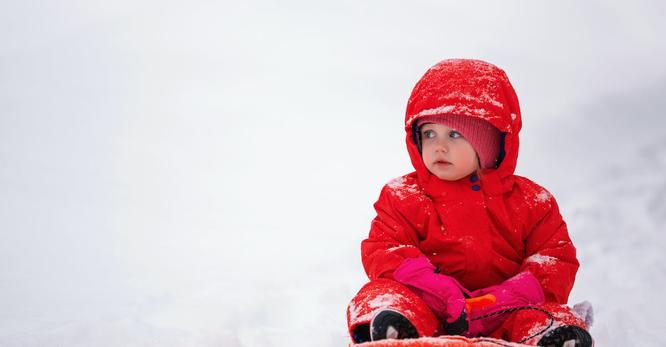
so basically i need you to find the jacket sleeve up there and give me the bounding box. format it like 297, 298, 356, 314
519, 186, 579, 304
361, 185, 425, 280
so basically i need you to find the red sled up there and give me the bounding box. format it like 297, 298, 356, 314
350, 336, 532, 347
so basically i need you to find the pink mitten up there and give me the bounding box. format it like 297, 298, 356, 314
465, 272, 545, 337
393, 256, 470, 334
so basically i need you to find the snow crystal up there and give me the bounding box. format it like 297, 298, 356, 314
406, 104, 490, 127
349, 311, 373, 325
551, 310, 573, 320
349, 293, 404, 325
525, 321, 553, 343
511, 113, 517, 121
405, 105, 454, 126
418, 105, 456, 117
440, 91, 504, 108
387, 245, 416, 253
368, 293, 398, 309
535, 190, 552, 203
348, 300, 375, 325
387, 176, 422, 200
525, 253, 557, 266
348, 300, 361, 321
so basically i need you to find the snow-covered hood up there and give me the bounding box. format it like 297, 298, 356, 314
404, 59, 523, 194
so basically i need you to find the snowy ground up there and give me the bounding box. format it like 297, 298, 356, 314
1, 1, 666, 346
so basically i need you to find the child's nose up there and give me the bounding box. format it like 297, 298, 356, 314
435, 141, 449, 152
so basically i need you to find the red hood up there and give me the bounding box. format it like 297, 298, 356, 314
404, 59, 522, 195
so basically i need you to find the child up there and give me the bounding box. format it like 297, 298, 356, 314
346, 59, 593, 346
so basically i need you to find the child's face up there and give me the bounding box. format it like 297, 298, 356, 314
420, 123, 479, 181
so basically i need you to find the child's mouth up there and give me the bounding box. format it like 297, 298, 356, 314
434, 160, 452, 166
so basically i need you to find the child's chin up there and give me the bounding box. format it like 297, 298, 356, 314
434, 172, 459, 181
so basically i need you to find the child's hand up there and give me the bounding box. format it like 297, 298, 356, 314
393, 256, 470, 335
465, 272, 545, 337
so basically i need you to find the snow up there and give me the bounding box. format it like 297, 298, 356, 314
524, 254, 557, 266
407, 105, 502, 128
441, 91, 504, 109
535, 190, 551, 204
387, 245, 417, 253
369, 294, 399, 310
414, 105, 458, 118
1, 1, 666, 347
350, 292, 403, 325
525, 321, 551, 343
387, 177, 422, 200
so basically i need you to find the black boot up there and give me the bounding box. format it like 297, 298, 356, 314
537, 325, 593, 347
370, 309, 419, 341
351, 324, 371, 344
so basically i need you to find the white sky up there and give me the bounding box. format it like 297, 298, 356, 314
1, 1, 665, 346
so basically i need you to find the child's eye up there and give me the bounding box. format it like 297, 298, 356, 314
423, 130, 436, 139
449, 131, 462, 139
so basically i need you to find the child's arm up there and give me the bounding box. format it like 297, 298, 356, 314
519, 185, 580, 304
361, 184, 470, 333
361, 184, 425, 280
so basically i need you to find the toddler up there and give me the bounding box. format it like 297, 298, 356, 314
346, 59, 593, 347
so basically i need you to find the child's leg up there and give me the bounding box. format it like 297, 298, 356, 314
347, 278, 440, 342
488, 303, 592, 346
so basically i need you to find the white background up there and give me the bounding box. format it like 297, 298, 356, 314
1, 1, 665, 346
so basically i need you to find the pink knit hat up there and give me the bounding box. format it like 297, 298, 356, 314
417, 115, 502, 169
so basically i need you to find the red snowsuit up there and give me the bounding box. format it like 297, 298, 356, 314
347, 60, 587, 344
